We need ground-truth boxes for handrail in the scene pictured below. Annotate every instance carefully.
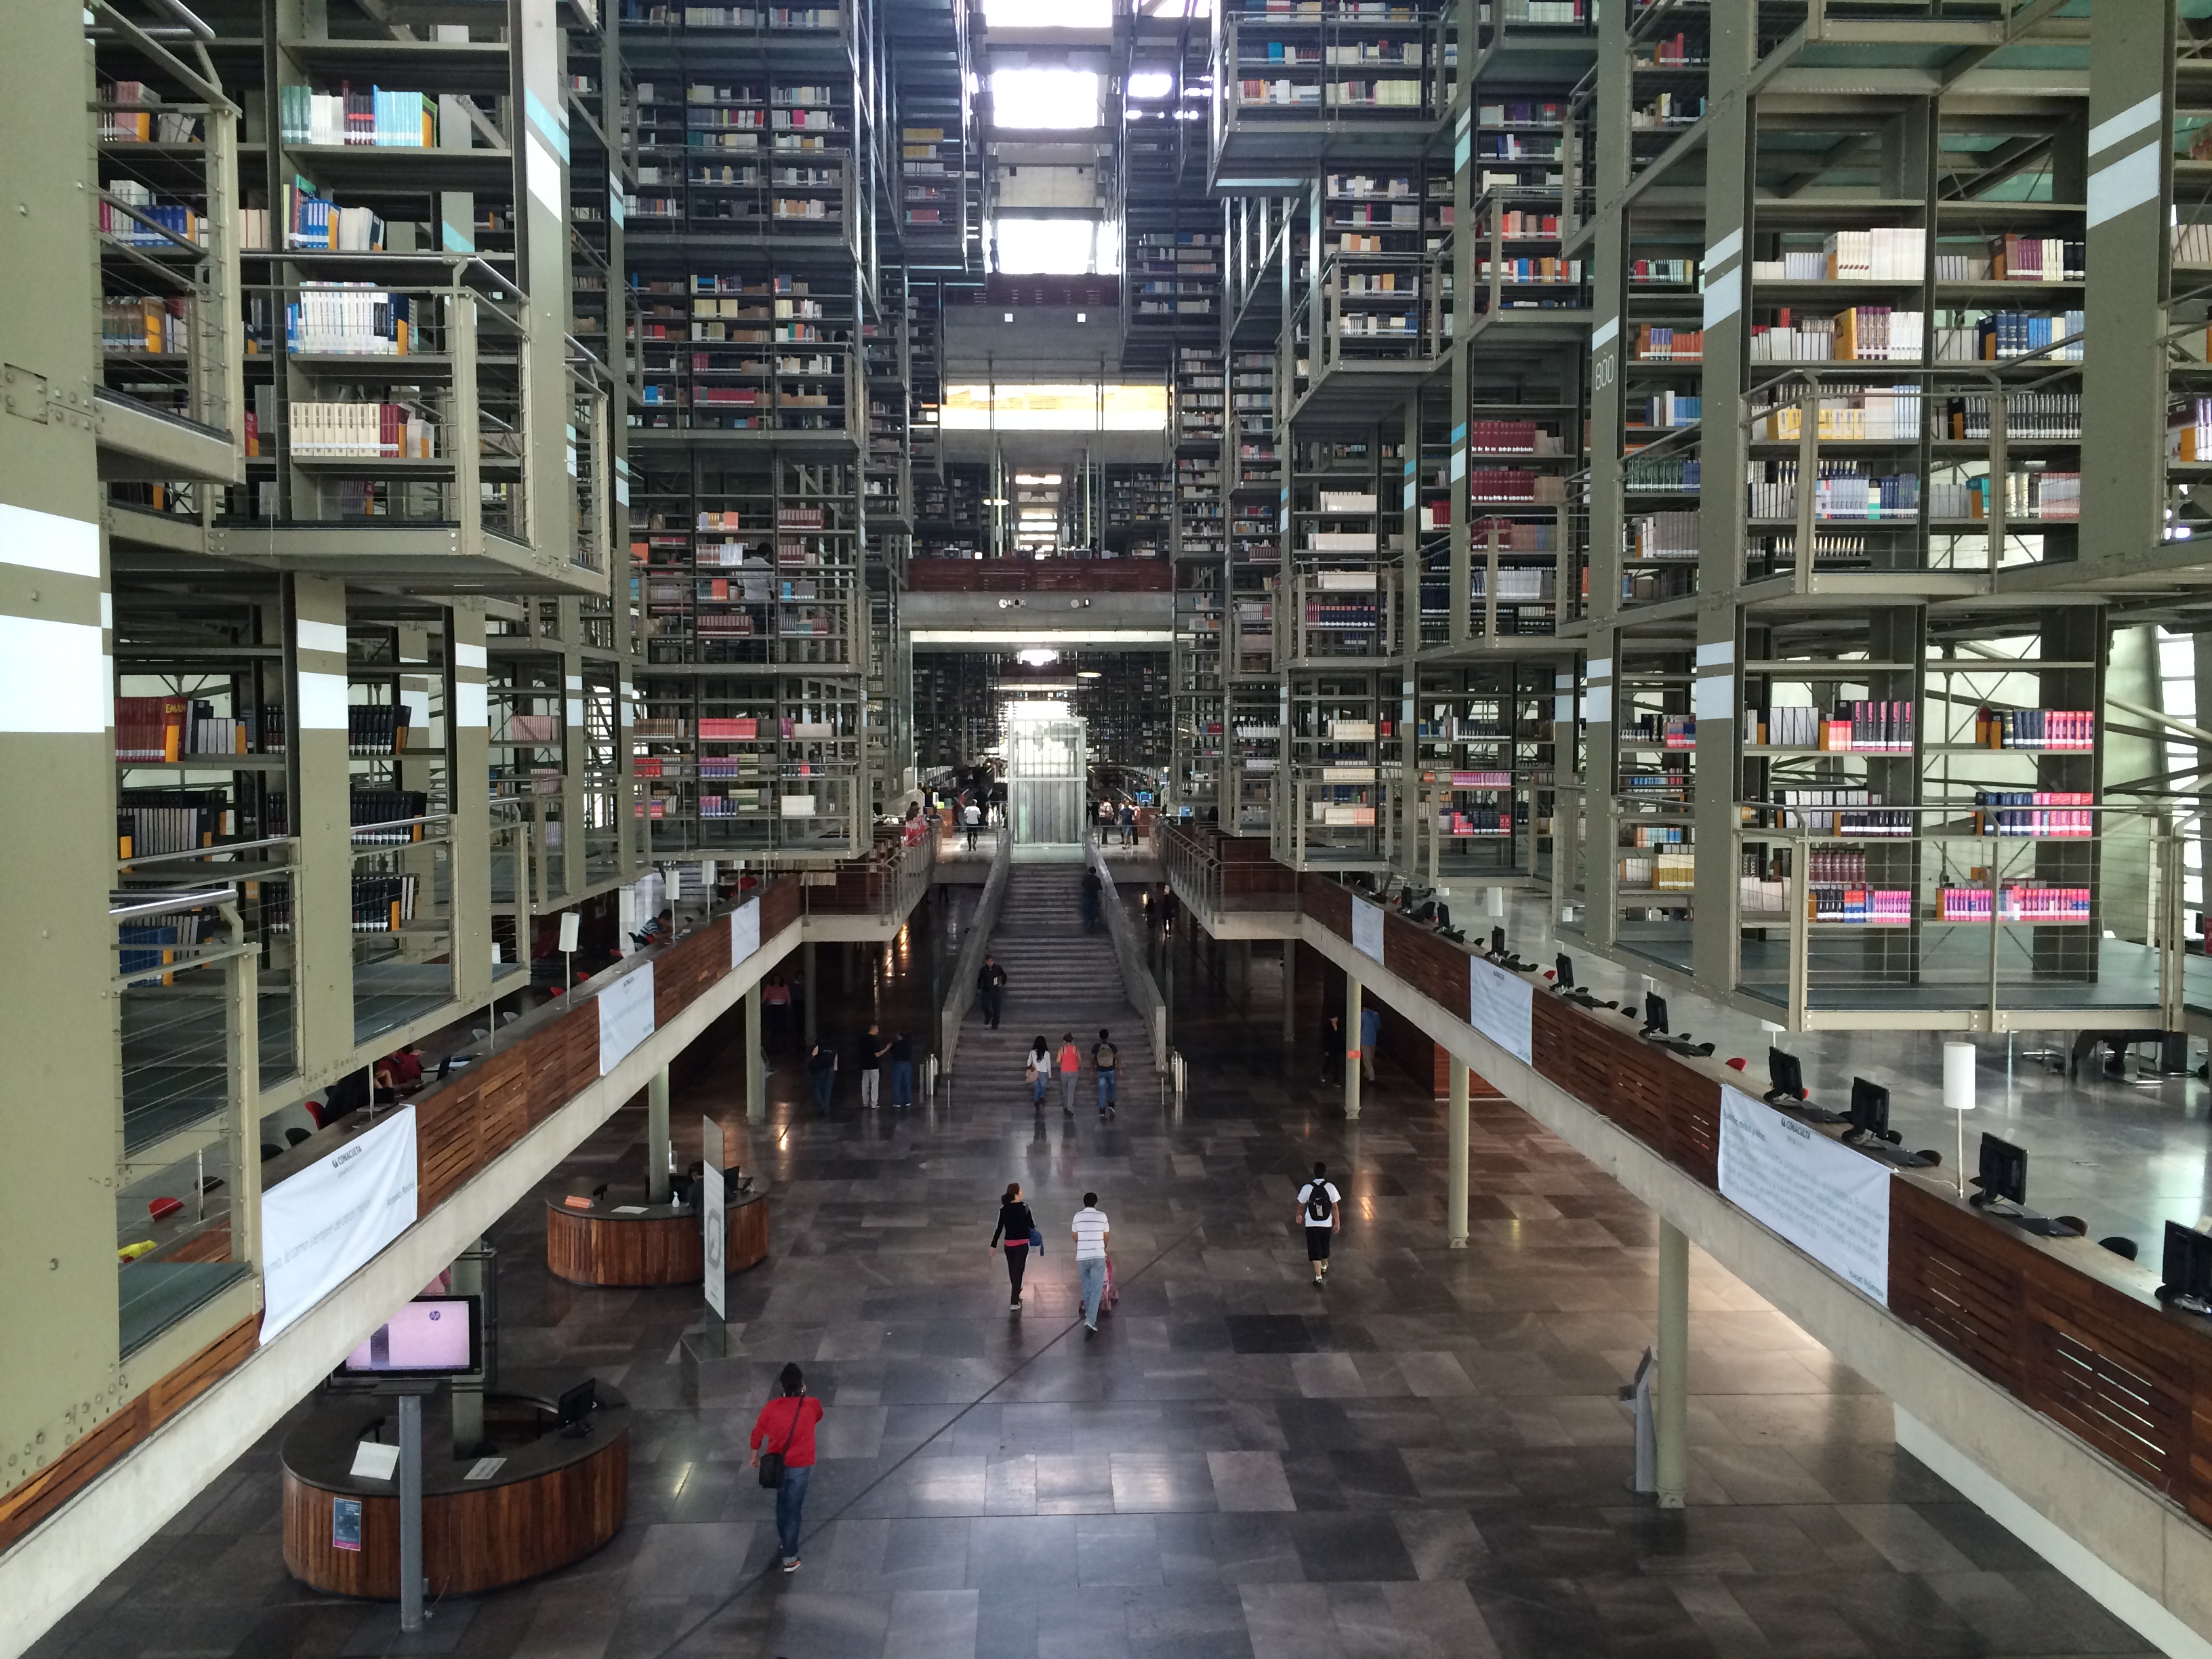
[939,824,1011,1073]
[1088,842,1169,1071]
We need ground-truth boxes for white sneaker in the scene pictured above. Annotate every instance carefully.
[1010,1298,1021,1310]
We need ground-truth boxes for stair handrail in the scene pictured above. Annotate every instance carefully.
[1088,841,1170,1072]
[939,823,1012,1073]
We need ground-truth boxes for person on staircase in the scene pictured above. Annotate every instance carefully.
[1094,1028,1119,1118]
[1057,1032,1082,1114]
[1027,1036,1051,1108]
[977,954,1007,1029]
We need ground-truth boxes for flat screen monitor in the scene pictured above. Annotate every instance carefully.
[1847,1077,1889,1139]
[340,1296,481,1377]
[1643,993,1668,1033]
[1556,953,1574,989]
[1767,1048,1805,1103]
[557,1377,599,1431]
[2162,1222,2212,1305]
[1977,1133,2028,1208]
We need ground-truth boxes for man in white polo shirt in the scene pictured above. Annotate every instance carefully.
[1071,1193,1110,1334]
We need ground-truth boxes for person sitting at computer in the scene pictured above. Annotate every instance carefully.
[373,1045,425,1099]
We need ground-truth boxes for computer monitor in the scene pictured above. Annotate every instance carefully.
[1847,1078,1890,1141]
[557,1377,600,1435]
[339,1296,482,1377]
[1767,1048,1805,1104]
[1556,953,1574,989]
[1643,992,1668,1034]
[2160,1222,2212,1310]
[1975,1132,2028,1208]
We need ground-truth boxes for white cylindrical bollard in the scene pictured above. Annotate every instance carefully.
[1944,1040,1975,1191]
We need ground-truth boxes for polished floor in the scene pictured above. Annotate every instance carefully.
[30,903,2158,1658]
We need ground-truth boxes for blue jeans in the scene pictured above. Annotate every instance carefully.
[775,1463,811,1563]
[1078,1256,1107,1326]
[891,1061,913,1106]
[811,1069,834,1110]
[1032,1073,1048,1105]
[1098,1072,1117,1111]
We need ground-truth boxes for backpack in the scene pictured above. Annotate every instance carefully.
[1095,1043,1117,1070]
[1305,1181,1334,1224]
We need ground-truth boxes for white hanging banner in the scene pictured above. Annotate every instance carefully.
[1351,896,1386,964]
[1718,1085,1890,1304]
[261,1107,420,1340]
[598,964,656,1076]
[731,896,762,968]
[1467,956,1533,1065]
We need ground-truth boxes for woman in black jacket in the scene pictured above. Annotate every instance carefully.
[989,1182,1037,1311]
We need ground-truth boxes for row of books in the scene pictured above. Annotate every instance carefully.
[102,296,188,355]
[1973,708,2095,750]
[621,4,841,26]
[347,705,413,756]
[1631,93,1704,128]
[99,81,199,144]
[1757,229,1926,283]
[1466,470,1567,504]
[1774,791,1911,836]
[348,790,431,842]
[1752,306,1925,364]
[1808,887,1914,925]
[1747,462,1919,520]
[117,696,260,762]
[1633,325,1700,362]
[1755,388,1920,443]
[1990,235,2085,283]
[1478,256,1582,284]
[1799,847,1878,886]
[289,401,438,459]
[1626,824,1688,847]
[1973,791,2095,837]
[1937,887,2090,923]
[1747,703,1914,752]
[278,85,436,148]
[284,186,383,253]
[1945,392,2081,440]
[98,182,202,249]
[1469,569,1557,601]
[1438,811,1513,836]
[117,792,232,858]
[1476,100,1568,127]
[1621,714,1697,749]
[287,288,413,356]
[1625,455,1700,493]
[1620,853,1696,891]
[1637,392,1701,430]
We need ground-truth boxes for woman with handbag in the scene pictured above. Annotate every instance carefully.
[747,1362,823,1573]
[1025,1037,1050,1108]
[990,1182,1040,1311]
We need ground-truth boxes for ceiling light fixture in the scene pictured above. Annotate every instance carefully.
[1127,70,1174,98]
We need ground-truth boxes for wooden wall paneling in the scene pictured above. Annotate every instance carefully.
[144,1316,258,1428]
[1889,1176,2030,1387]
[415,1073,488,1210]
[760,878,800,937]
[2023,1272,2191,1497]
[1302,878,1349,938]
[476,1043,532,1161]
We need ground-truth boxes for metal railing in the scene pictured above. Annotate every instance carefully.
[800,817,941,926]
[1088,841,1169,1070]
[938,823,1011,1073]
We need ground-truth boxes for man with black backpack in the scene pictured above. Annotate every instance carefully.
[1296,1162,1342,1287]
[1093,1027,1118,1118]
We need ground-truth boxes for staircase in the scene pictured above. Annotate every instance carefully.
[958,865,1151,1098]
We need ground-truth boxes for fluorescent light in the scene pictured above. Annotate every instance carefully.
[1017,648,1061,666]
[1015,472,1064,485]
[1077,670,1103,678]
[1127,70,1174,99]
[941,383,1168,431]
[1076,312,1087,322]
[985,0,1110,24]
[994,216,1115,275]
[991,67,1102,131]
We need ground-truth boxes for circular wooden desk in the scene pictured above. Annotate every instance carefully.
[544,1188,770,1287]
[281,1376,628,1598]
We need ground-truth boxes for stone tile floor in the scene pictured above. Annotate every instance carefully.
[29,918,2158,1658]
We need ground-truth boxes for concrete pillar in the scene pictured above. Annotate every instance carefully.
[647,1065,672,1201]
[1656,1218,1690,1509]
[1447,1062,1469,1249]
[745,981,764,1122]
[1280,941,1298,1051]
[802,939,818,1044]
[447,1240,488,1452]
[1344,975,1364,1121]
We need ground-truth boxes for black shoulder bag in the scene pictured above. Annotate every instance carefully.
[758,1389,804,1488]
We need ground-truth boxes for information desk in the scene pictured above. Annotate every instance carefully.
[280,1374,628,1598]
[544,1188,770,1286]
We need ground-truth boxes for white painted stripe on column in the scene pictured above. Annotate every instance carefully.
[1696,639,1734,668]
[1702,266,1742,329]
[1704,228,1742,270]
[457,681,488,728]
[567,698,583,726]
[296,669,350,730]
[100,592,112,630]
[2086,144,2162,229]
[0,501,100,577]
[1587,656,1613,680]
[2087,93,2161,160]
[0,616,107,732]
[454,642,487,670]
[565,674,583,691]
[526,133,564,216]
[297,618,348,657]
[1591,315,1620,352]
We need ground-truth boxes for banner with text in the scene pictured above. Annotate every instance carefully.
[731,896,761,968]
[1717,1085,1890,1304]
[261,1107,419,1340]
[598,962,657,1076]
[1468,957,1534,1064]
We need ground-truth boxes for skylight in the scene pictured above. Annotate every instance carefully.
[991,66,1103,130]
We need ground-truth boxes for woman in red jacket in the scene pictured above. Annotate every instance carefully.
[748,1362,824,1572]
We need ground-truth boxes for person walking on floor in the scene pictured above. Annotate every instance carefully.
[963,798,981,850]
[807,1040,836,1111]
[762,974,792,1052]
[1071,1191,1110,1333]
[1097,799,1115,843]
[748,1362,824,1573]
[1297,1161,1343,1288]
[977,954,1007,1029]
[859,1023,889,1109]
[1027,1036,1051,1108]
[1320,1012,1345,1086]
[1057,1032,1082,1113]
[991,1182,1038,1311]
[1093,1027,1118,1118]
[1359,1002,1380,1084]
[1118,803,1136,846]
[888,1030,914,1109]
